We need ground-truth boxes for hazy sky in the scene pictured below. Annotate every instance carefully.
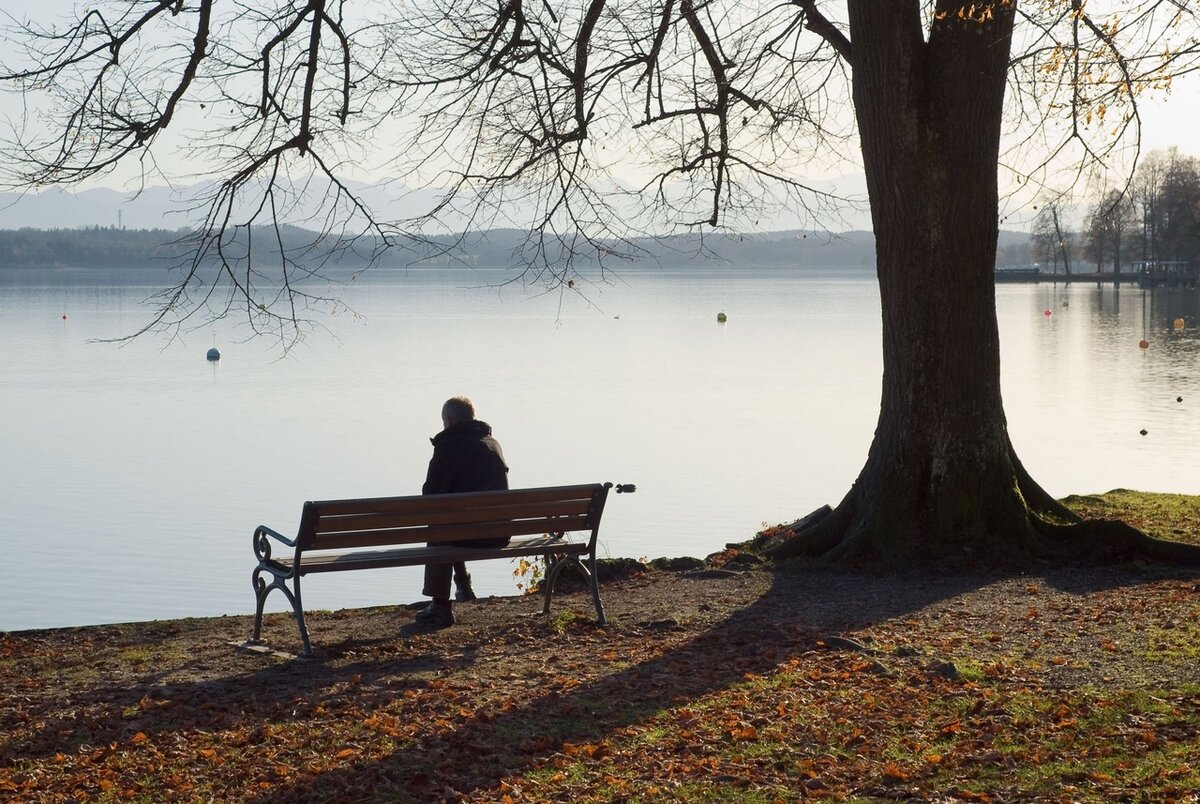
[1135,80,1200,155]
[1,2,1198,232]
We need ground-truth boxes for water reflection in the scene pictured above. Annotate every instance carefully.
[1002,283,1199,501]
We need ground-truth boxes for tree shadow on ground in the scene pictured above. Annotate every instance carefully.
[239,561,1191,802]
[1034,561,1200,596]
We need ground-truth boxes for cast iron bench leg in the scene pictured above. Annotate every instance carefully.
[586,551,607,626]
[541,553,607,625]
[251,568,271,643]
[289,576,314,656]
[541,553,563,617]
[251,567,313,655]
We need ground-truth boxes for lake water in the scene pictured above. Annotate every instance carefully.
[2,266,1198,632]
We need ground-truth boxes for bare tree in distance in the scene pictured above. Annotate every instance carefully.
[1031,202,1074,275]
[4,0,1200,566]
[1125,147,1200,266]
[1029,204,1056,273]
[1154,151,1200,265]
[1083,188,1137,274]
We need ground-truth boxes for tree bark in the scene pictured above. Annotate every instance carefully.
[770,2,1200,567]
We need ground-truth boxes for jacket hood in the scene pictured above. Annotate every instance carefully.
[430,419,494,445]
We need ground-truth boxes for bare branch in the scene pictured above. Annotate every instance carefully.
[3,0,1199,347]
[794,0,851,61]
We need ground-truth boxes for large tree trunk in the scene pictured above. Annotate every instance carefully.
[771,2,1198,567]
[838,2,1038,564]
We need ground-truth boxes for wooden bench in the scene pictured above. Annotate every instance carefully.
[250,482,631,654]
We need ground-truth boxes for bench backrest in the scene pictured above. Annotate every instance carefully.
[295,483,611,552]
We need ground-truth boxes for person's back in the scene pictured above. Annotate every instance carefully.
[422,418,508,495]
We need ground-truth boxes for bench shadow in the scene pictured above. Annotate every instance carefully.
[0,626,484,764]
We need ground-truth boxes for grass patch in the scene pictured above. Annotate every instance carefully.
[1062,489,1200,545]
[547,610,578,634]
[1141,618,1200,664]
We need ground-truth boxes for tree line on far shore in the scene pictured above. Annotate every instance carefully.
[1002,148,1200,274]
[0,225,1034,272]
[0,226,187,267]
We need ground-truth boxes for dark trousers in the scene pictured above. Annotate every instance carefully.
[423,537,510,601]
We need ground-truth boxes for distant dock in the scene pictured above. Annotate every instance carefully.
[994,267,1044,283]
[995,261,1198,289]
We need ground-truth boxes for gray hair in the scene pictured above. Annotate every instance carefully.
[441,396,475,422]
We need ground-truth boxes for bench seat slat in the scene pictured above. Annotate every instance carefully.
[314,498,594,533]
[271,534,587,574]
[311,515,591,551]
[312,484,602,517]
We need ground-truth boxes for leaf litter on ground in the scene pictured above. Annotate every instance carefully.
[1,490,1199,801]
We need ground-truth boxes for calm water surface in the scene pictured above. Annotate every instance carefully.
[1,267,1198,631]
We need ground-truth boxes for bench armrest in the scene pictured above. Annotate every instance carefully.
[253,524,297,563]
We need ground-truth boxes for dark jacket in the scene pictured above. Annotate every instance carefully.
[422,419,509,495]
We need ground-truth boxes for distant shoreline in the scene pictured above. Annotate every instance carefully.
[996,271,1130,284]
[0,225,1031,272]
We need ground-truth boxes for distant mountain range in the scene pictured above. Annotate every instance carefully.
[0,186,187,231]
[0,183,443,231]
[0,176,876,233]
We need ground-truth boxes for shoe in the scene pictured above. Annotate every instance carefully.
[455,585,477,603]
[414,601,455,629]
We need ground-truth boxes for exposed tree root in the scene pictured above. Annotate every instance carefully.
[754,505,827,558]
[764,493,855,562]
[762,443,1200,568]
[765,495,1200,567]
[1032,517,1200,564]
[1010,442,1079,523]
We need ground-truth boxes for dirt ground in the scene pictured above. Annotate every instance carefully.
[4,551,1200,801]
[10,556,1200,699]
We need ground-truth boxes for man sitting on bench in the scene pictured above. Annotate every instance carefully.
[416,396,510,629]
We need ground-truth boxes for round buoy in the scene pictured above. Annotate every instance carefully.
[1044,309,1052,317]
[206,347,221,362]
[1178,396,1184,403]
[717,312,727,323]
[1139,339,1150,350]
[1140,429,1148,436]
[61,313,67,321]
[1174,318,1185,330]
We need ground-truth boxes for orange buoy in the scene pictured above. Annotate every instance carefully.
[1139,339,1150,349]
[1174,318,1185,330]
